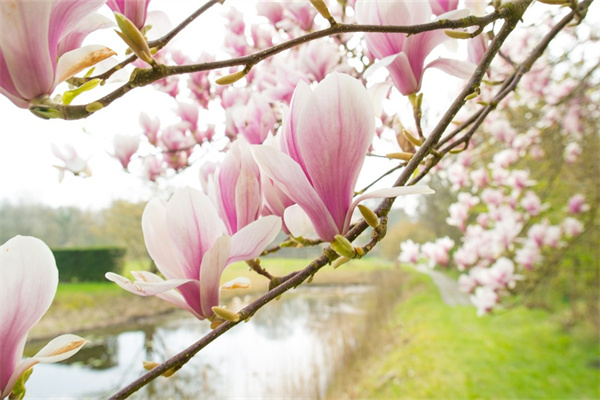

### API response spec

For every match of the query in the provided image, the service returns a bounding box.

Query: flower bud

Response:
[358,204,380,228]
[402,129,422,147]
[331,235,356,258]
[310,0,336,25]
[143,361,177,377]
[331,256,350,269]
[216,68,250,85]
[114,13,154,66]
[212,306,240,322]
[386,152,414,161]
[444,30,474,40]
[62,78,101,105]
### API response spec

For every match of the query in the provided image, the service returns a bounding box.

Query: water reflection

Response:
[25,285,371,399]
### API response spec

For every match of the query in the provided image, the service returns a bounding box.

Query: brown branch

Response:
[107,4,535,398]
[31,11,510,120]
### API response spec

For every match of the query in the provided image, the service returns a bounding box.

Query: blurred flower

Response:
[566,194,590,214]
[113,134,140,169]
[51,143,91,181]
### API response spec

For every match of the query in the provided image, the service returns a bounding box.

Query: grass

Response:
[329,268,600,400]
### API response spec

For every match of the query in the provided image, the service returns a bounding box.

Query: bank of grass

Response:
[30,257,392,341]
[329,267,600,400]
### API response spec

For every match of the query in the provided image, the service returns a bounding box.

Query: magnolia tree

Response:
[0,0,597,398]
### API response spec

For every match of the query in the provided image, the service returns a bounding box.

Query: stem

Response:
[107,4,536,398]
[32,12,510,120]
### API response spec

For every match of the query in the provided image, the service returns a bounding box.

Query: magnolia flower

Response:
[113,134,140,169]
[52,143,91,181]
[252,73,433,242]
[355,0,474,95]
[470,286,499,316]
[567,194,590,214]
[1,236,87,399]
[0,0,114,108]
[140,112,160,145]
[210,139,263,235]
[106,0,152,29]
[106,187,281,320]
[398,240,421,264]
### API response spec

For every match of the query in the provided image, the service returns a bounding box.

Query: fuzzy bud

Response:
[212,306,240,322]
[331,235,357,258]
[358,204,380,228]
[114,13,154,66]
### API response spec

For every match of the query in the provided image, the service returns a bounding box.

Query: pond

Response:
[24,285,374,399]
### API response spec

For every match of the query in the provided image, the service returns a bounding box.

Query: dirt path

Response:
[417,266,471,306]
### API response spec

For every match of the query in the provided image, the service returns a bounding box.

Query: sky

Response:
[0,1,229,210]
[3,1,577,211]
[0,0,419,211]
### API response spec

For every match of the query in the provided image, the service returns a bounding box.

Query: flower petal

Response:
[283,205,321,241]
[5,334,87,397]
[295,73,375,232]
[141,198,181,279]
[426,58,476,79]
[55,45,116,85]
[344,186,435,233]
[165,187,227,280]
[251,145,339,241]
[229,215,282,263]
[199,235,232,317]
[0,236,57,395]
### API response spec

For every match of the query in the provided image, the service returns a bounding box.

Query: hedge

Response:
[52,247,126,282]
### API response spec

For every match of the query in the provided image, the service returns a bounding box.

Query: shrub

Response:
[52,247,126,282]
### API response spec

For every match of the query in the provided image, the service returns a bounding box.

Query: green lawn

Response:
[330,268,600,400]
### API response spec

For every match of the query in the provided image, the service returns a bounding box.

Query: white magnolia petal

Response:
[55,45,116,84]
[221,276,252,290]
[426,58,476,79]
[344,186,435,232]
[283,205,321,241]
[5,334,87,398]
[105,271,193,296]
[229,215,282,263]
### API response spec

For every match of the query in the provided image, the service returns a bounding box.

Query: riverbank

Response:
[327,267,600,399]
[29,257,393,342]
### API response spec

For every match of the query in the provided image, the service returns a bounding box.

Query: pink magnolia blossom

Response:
[106,0,151,29]
[562,217,584,238]
[563,142,582,164]
[106,187,281,320]
[113,134,140,169]
[422,237,455,268]
[470,286,499,316]
[355,1,474,95]
[140,155,162,181]
[252,73,433,241]
[211,139,263,235]
[176,102,199,132]
[485,257,520,290]
[429,0,459,15]
[398,240,421,264]
[1,236,87,398]
[515,242,542,270]
[51,143,91,181]
[231,93,276,144]
[257,1,284,25]
[0,0,114,108]
[567,194,590,214]
[446,202,469,232]
[520,191,543,216]
[140,112,160,145]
